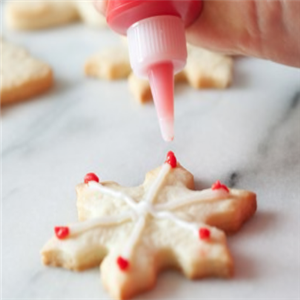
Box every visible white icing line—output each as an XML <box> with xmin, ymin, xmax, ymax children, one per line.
<box><xmin>121</xmin><ymin>163</ymin><xmax>170</xmax><ymax>259</ymax></box>
<box><xmin>143</xmin><ymin>163</ymin><xmax>170</xmax><ymax>205</ymax></box>
<box><xmin>88</xmin><ymin>181</ymin><xmax>138</xmax><ymax>210</ymax></box>
<box><xmin>122</xmin><ymin>216</ymin><xmax>146</xmax><ymax>259</ymax></box>
<box><xmin>69</xmin><ymin>212</ymin><xmax>134</xmax><ymax>236</ymax></box>
<box><xmin>155</xmin><ymin>189</ymin><xmax>229</xmax><ymax>211</ymax></box>
<box><xmin>152</xmin><ymin>210</ymin><xmax>198</xmax><ymax>236</ymax></box>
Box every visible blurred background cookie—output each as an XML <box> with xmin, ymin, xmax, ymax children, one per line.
<box><xmin>85</xmin><ymin>42</ymin><xmax>233</xmax><ymax>103</ymax></box>
<box><xmin>1</xmin><ymin>38</ymin><xmax>53</xmax><ymax>106</ymax></box>
<box><xmin>5</xmin><ymin>0</ymin><xmax>105</xmax><ymax>30</ymax></box>
<box><xmin>85</xmin><ymin>45</ymin><xmax>131</xmax><ymax>80</ymax></box>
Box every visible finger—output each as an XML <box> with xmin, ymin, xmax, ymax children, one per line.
<box><xmin>186</xmin><ymin>0</ymin><xmax>300</xmax><ymax>67</ymax></box>
<box><xmin>186</xmin><ymin>0</ymin><xmax>256</xmax><ymax>55</ymax></box>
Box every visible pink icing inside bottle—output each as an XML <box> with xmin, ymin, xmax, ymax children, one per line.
<box><xmin>107</xmin><ymin>0</ymin><xmax>203</xmax><ymax>141</ymax></box>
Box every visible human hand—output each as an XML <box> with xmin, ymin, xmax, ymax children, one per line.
<box><xmin>94</xmin><ymin>0</ymin><xmax>300</xmax><ymax>67</ymax></box>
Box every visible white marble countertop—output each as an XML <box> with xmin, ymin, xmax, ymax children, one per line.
<box><xmin>2</xmin><ymin>22</ymin><xmax>300</xmax><ymax>300</ymax></box>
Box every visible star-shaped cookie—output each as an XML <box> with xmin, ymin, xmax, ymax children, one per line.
<box><xmin>85</xmin><ymin>45</ymin><xmax>131</xmax><ymax>80</ymax></box>
<box><xmin>41</xmin><ymin>152</ymin><xmax>256</xmax><ymax>300</ymax></box>
<box><xmin>85</xmin><ymin>43</ymin><xmax>233</xmax><ymax>103</ymax></box>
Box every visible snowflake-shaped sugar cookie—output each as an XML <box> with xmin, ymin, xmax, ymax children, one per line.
<box><xmin>41</xmin><ymin>152</ymin><xmax>256</xmax><ymax>300</ymax></box>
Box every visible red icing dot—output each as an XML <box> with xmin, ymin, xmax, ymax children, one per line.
<box><xmin>211</xmin><ymin>180</ymin><xmax>229</xmax><ymax>193</ymax></box>
<box><xmin>54</xmin><ymin>226</ymin><xmax>69</xmax><ymax>239</ymax></box>
<box><xmin>84</xmin><ymin>173</ymin><xmax>99</xmax><ymax>184</ymax></box>
<box><xmin>199</xmin><ymin>228</ymin><xmax>211</xmax><ymax>240</ymax></box>
<box><xmin>165</xmin><ymin>151</ymin><xmax>177</xmax><ymax>168</ymax></box>
<box><xmin>117</xmin><ymin>256</ymin><xmax>129</xmax><ymax>271</ymax></box>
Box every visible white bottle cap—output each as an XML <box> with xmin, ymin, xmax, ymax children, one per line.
<box><xmin>127</xmin><ymin>15</ymin><xmax>187</xmax><ymax>141</ymax></box>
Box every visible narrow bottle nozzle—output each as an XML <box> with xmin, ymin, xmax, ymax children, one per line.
<box><xmin>127</xmin><ymin>15</ymin><xmax>187</xmax><ymax>141</ymax></box>
<box><xmin>148</xmin><ymin>62</ymin><xmax>174</xmax><ymax>142</ymax></box>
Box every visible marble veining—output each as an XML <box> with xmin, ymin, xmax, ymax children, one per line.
<box><xmin>227</xmin><ymin>172</ymin><xmax>239</xmax><ymax>188</ymax></box>
<box><xmin>257</xmin><ymin>91</ymin><xmax>300</xmax><ymax>156</ymax></box>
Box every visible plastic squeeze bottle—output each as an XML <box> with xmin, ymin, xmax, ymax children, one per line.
<box><xmin>106</xmin><ymin>0</ymin><xmax>203</xmax><ymax>141</ymax></box>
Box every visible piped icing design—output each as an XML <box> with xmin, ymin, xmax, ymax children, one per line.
<box><xmin>211</xmin><ymin>180</ymin><xmax>229</xmax><ymax>193</ymax></box>
<box><xmin>53</xmin><ymin>152</ymin><xmax>232</xmax><ymax>270</ymax></box>
<box><xmin>199</xmin><ymin>227</ymin><xmax>211</xmax><ymax>240</ymax></box>
<box><xmin>54</xmin><ymin>226</ymin><xmax>69</xmax><ymax>239</ymax></box>
<box><xmin>165</xmin><ymin>151</ymin><xmax>177</xmax><ymax>168</ymax></box>
<box><xmin>84</xmin><ymin>172</ymin><xmax>99</xmax><ymax>184</ymax></box>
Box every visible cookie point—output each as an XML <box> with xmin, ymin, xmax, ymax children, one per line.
<box><xmin>211</xmin><ymin>180</ymin><xmax>229</xmax><ymax>192</ymax></box>
<box><xmin>84</xmin><ymin>173</ymin><xmax>99</xmax><ymax>184</ymax></box>
<box><xmin>199</xmin><ymin>228</ymin><xmax>210</xmax><ymax>240</ymax></box>
<box><xmin>117</xmin><ymin>256</ymin><xmax>129</xmax><ymax>271</ymax></box>
<box><xmin>54</xmin><ymin>226</ymin><xmax>69</xmax><ymax>239</ymax></box>
<box><xmin>165</xmin><ymin>151</ymin><xmax>177</xmax><ymax>168</ymax></box>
